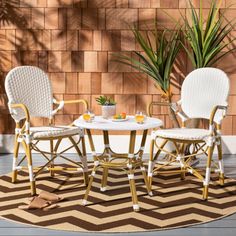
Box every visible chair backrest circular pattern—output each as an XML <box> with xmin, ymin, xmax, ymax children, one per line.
<box><xmin>181</xmin><ymin>67</ymin><xmax>230</xmax><ymax>121</ymax></box>
<box><xmin>5</xmin><ymin>66</ymin><xmax>53</xmax><ymax>121</ymax></box>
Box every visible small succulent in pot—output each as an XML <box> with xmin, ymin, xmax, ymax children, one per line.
<box><xmin>95</xmin><ymin>96</ymin><xmax>116</xmax><ymax>119</ymax></box>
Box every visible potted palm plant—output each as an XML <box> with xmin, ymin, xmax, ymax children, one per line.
<box><xmin>96</xmin><ymin>95</ymin><xmax>116</xmax><ymax>119</ymax></box>
<box><xmin>114</xmin><ymin>25</ymin><xmax>181</xmax><ymax>127</ymax></box>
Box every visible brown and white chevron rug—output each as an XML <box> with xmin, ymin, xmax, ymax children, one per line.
<box><xmin>0</xmin><ymin>164</ymin><xmax>236</xmax><ymax>232</ymax></box>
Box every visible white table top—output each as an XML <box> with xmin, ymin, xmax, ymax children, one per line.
<box><xmin>74</xmin><ymin>116</ymin><xmax>163</xmax><ymax>131</ymax></box>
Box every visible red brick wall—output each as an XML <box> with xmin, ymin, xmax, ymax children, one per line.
<box><xmin>0</xmin><ymin>0</ymin><xmax>236</xmax><ymax>134</ymax></box>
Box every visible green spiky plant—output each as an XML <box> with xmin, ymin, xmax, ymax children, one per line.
<box><xmin>182</xmin><ymin>0</ymin><xmax>236</xmax><ymax>68</ymax></box>
<box><xmin>114</xmin><ymin>25</ymin><xmax>181</xmax><ymax>127</ymax></box>
<box><xmin>95</xmin><ymin>96</ymin><xmax>116</xmax><ymax>106</ymax></box>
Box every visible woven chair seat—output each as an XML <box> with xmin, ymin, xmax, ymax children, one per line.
<box><xmin>30</xmin><ymin>126</ymin><xmax>83</xmax><ymax>139</ymax></box>
<box><xmin>154</xmin><ymin>128</ymin><xmax>211</xmax><ymax>141</ymax></box>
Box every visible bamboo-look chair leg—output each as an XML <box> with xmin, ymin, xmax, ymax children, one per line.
<box><xmin>82</xmin><ymin>166</ymin><xmax>97</xmax><ymax>206</ymax></box>
<box><xmin>81</xmin><ymin>136</ymin><xmax>89</xmax><ymax>186</ymax></box>
<box><xmin>180</xmin><ymin>144</ymin><xmax>186</xmax><ymax>180</ymax></box>
<box><xmin>140</xmin><ymin>163</ymin><xmax>153</xmax><ymax>196</ymax></box>
<box><xmin>12</xmin><ymin>138</ymin><xmax>20</xmax><ymax>183</ymax></box>
<box><xmin>148</xmin><ymin>139</ymin><xmax>168</xmax><ymax>189</ymax></box>
<box><xmin>128</xmin><ymin>169</ymin><xmax>139</xmax><ymax>212</ymax></box>
<box><xmin>50</xmin><ymin>140</ymin><xmax>55</xmax><ymax>177</ymax></box>
<box><xmin>127</xmin><ymin>130</ymin><xmax>140</xmax><ymax>211</ymax></box>
<box><xmin>217</xmin><ymin>138</ymin><xmax>224</xmax><ymax>186</ymax></box>
<box><xmin>101</xmin><ymin>167</ymin><xmax>108</xmax><ymax>192</ymax></box>
<box><xmin>22</xmin><ymin>141</ymin><xmax>36</xmax><ymax>196</ymax></box>
<box><xmin>203</xmin><ymin>144</ymin><xmax>214</xmax><ymax>200</ymax></box>
<box><xmin>69</xmin><ymin>136</ymin><xmax>89</xmax><ymax>186</ymax></box>
<box><xmin>101</xmin><ymin>131</ymin><xmax>110</xmax><ymax>192</ymax></box>
<box><xmin>216</xmin><ymin>125</ymin><xmax>224</xmax><ymax>186</ymax></box>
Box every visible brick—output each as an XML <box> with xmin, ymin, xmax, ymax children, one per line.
<box><xmin>50</xmin><ymin>73</ymin><xmax>66</xmax><ymax>93</ymax></box>
<box><xmin>91</xmin><ymin>95</ymin><xmax>102</xmax><ymax>115</ymax></box>
<box><xmin>222</xmin><ymin>115</ymin><xmax>233</xmax><ymax>135</ymax></box>
<box><xmin>66</xmin><ymin>73</ymin><xmax>78</xmax><ymax>94</ymax></box>
<box><xmin>30</xmin><ymin>117</ymin><xmax>45</xmax><ymax>127</ymax></box>
<box><xmin>228</xmin><ymin>96</ymin><xmax>236</xmax><ymax>115</ymax></box>
<box><xmin>47</xmin><ymin>0</ymin><xmax>73</xmax><ymax>7</ymax></box>
<box><xmin>71</xmin><ymin>51</ymin><xmax>84</xmax><ymax>72</ymax></box>
<box><xmin>98</xmin><ymin>9</ymin><xmax>106</xmax><ymax>30</ymax></box>
<box><xmin>180</xmin><ymin>0</ymin><xmax>225</xmax><ymax>8</ymax></box>
<box><xmin>151</xmin><ymin>95</ymin><xmax>162</xmax><ymax>115</ymax></box>
<box><xmin>61</xmin><ymin>52</ymin><xmax>72</xmax><ymax>72</ymax></box>
<box><xmin>82</xmin><ymin>8</ymin><xmax>98</xmax><ymax>29</ymax></box>
<box><xmin>87</xmin><ymin>0</ymin><xmax>116</xmax><ymax>8</ymax></box>
<box><xmin>78</xmin><ymin>94</ymin><xmax>91</xmax><ymax>113</ymax></box>
<box><xmin>97</xmin><ymin>51</ymin><xmax>108</xmax><ymax>72</ymax></box>
<box><xmin>115</xmin><ymin>94</ymin><xmax>136</xmax><ymax>114</ymax></box>
<box><xmin>38</xmin><ymin>51</ymin><xmax>48</xmax><ymax>71</ymax></box>
<box><xmin>160</xmin><ymin>0</ymin><xmax>178</xmax><ymax>8</ymax></box>
<box><xmin>148</xmin><ymin>78</ymin><xmax>162</xmax><ymax>94</ymax></box>
<box><xmin>51</xmin><ymin>30</ymin><xmax>67</xmax><ymax>50</ymax></box>
<box><xmin>101</xmin><ymin>73</ymin><xmax>123</xmax><ymax>94</ymax></box>
<box><xmin>73</xmin><ymin>0</ymin><xmax>88</xmax><ymax>8</ymax></box>
<box><xmin>108</xmin><ymin>52</ymin><xmax>131</xmax><ymax>72</ymax></box>
<box><xmin>216</xmin><ymin>52</ymin><xmax>236</xmax><ymax>74</ymax></box>
<box><xmin>58</xmin><ymin>8</ymin><xmax>67</xmax><ymax>29</ymax></box>
<box><xmin>156</xmin><ymin>9</ymin><xmax>184</xmax><ymax>30</ymax></box>
<box><xmin>102</xmin><ymin>31</ymin><xmax>121</xmax><ymax>51</ymax></box>
<box><xmin>0</xmin><ymin>113</ymin><xmax>15</xmax><ymax>135</ymax></box>
<box><xmin>121</xmin><ymin>30</ymin><xmax>135</xmax><ymax>51</ymax></box>
<box><xmin>151</xmin><ymin>0</ymin><xmax>161</xmax><ymax>8</ymax></box>
<box><xmin>116</xmin><ymin>0</ymin><xmax>129</xmax><ymax>8</ymax></box>
<box><xmin>79</xmin><ymin>30</ymin><xmax>93</xmax><ymax>50</ymax></box>
<box><xmin>63</xmin><ymin>95</ymin><xmax>80</xmax><ymax>114</ymax></box>
<box><xmin>129</xmin><ymin>0</ymin><xmax>150</xmax><ymax>8</ymax></box>
<box><xmin>48</xmin><ymin>51</ymin><xmax>62</xmax><ymax>72</ymax></box>
<box><xmin>32</xmin><ymin>8</ymin><xmax>44</xmax><ymax>29</ymax></box>
<box><xmin>91</xmin><ymin>73</ymin><xmax>102</xmax><ymax>94</ymax></box>
<box><xmin>84</xmin><ymin>51</ymin><xmax>98</xmax><ymax>72</ymax></box>
<box><xmin>67</xmin><ymin>8</ymin><xmax>81</xmax><ymax>29</ymax></box>
<box><xmin>67</xmin><ymin>30</ymin><xmax>78</xmax><ymax>50</ymax></box>
<box><xmin>45</xmin><ymin>8</ymin><xmax>58</xmax><ymax>29</ymax></box>
<box><xmin>93</xmin><ymin>30</ymin><xmax>102</xmax><ymax>50</ymax></box>
<box><xmin>106</xmin><ymin>9</ymin><xmax>138</xmax><ymax>30</ymax></box>
<box><xmin>0</xmin><ymin>30</ymin><xmax>15</xmax><ymax>51</ymax></box>
<box><xmin>124</xmin><ymin>73</ymin><xmax>147</xmax><ymax>94</ymax></box>
<box><xmin>230</xmin><ymin>74</ymin><xmax>236</xmax><ymax>95</ymax></box>
<box><xmin>78</xmin><ymin>73</ymin><xmax>91</xmax><ymax>94</ymax></box>
<box><xmin>0</xmin><ymin>95</ymin><xmax>8</xmax><ymax>114</ymax></box>
<box><xmin>139</xmin><ymin>9</ymin><xmax>156</xmax><ymax>30</ymax></box>
<box><xmin>136</xmin><ymin>95</ymin><xmax>152</xmax><ymax>113</ymax></box>
<box><xmin>42</xmin><ymin>30</ymin><xmax>51</xmax><ymax>50</ymax></box>
<box><xmin>37</xmin><ymin>0</ymin><xmax>47</xmax><ymax>7</ymax></box>
<box><xmin>54</xmin><ymin>115</ymin><xmax>74</xmax><ymax>126</ymax></box>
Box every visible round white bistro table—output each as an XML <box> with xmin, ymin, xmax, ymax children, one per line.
<box><xmin>74</xmin><ymin>116</ymin><xmax>163</xmax><ymax>211</ymax></box>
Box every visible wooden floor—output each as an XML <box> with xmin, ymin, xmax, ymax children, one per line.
<box><xmin>0</xmin><ymin>153</ymin><xmax>236</xmax><ymax>236</ymax></box>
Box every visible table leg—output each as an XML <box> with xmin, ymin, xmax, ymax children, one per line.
<box><xmin>139</xmin><ymin>130</ymin><xmax>153</xmax><ymax>196</ymax></box>
<box><xmin>127</xmin><ymin>130</ymin><xmax>140</xmax><ymax>212</ymax></box>
<box><xmin>82</xmin><ymin>129</ymin><xmax>99</xmax><ymax>206</ymax></box>
<box><xmin>101</xmin><ymin>131</ymin><xmax>110</xmax><ymax>191</ymax></box>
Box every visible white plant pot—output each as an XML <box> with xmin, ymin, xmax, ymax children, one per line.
<box><xmin>102</xmin><ymin>105</ymin><xmax>116</xmax><ymax>119</ymax></box>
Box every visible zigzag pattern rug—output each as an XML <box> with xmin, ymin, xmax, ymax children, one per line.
<box><xmin>0</xmin><ymin>164</ymin><xmax>236</xmax><ymax>232</ymax></box>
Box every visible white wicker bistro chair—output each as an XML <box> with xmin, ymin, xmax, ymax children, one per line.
<box><xmin>5</xmin><ymin>66</ymin><xmax>89</xmax><ymax>196</ymax></box>
<box><xmin>148</xmin><ymin>68</ymin><xmax>230</xmax><ymax>200</ymax></box>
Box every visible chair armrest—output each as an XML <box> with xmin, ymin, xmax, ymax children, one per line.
<box><xmin>147</xmin><ymin>101</ymin><xmax>173</xmax><ymax>117</ymax></box>
<box><xmin>9</xmin><ymin>103</ymin><xmax>30</xmax><ymax>122</ymax></box>
<box><xmin>209</xmin><ymin>105</ymin><xmax>228</xmax><ymax>127</ymax></box>
<box><xmin>52</xmin><ymin>99</ymin><xmax>89</xmax><ymax>115</ymax></box>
